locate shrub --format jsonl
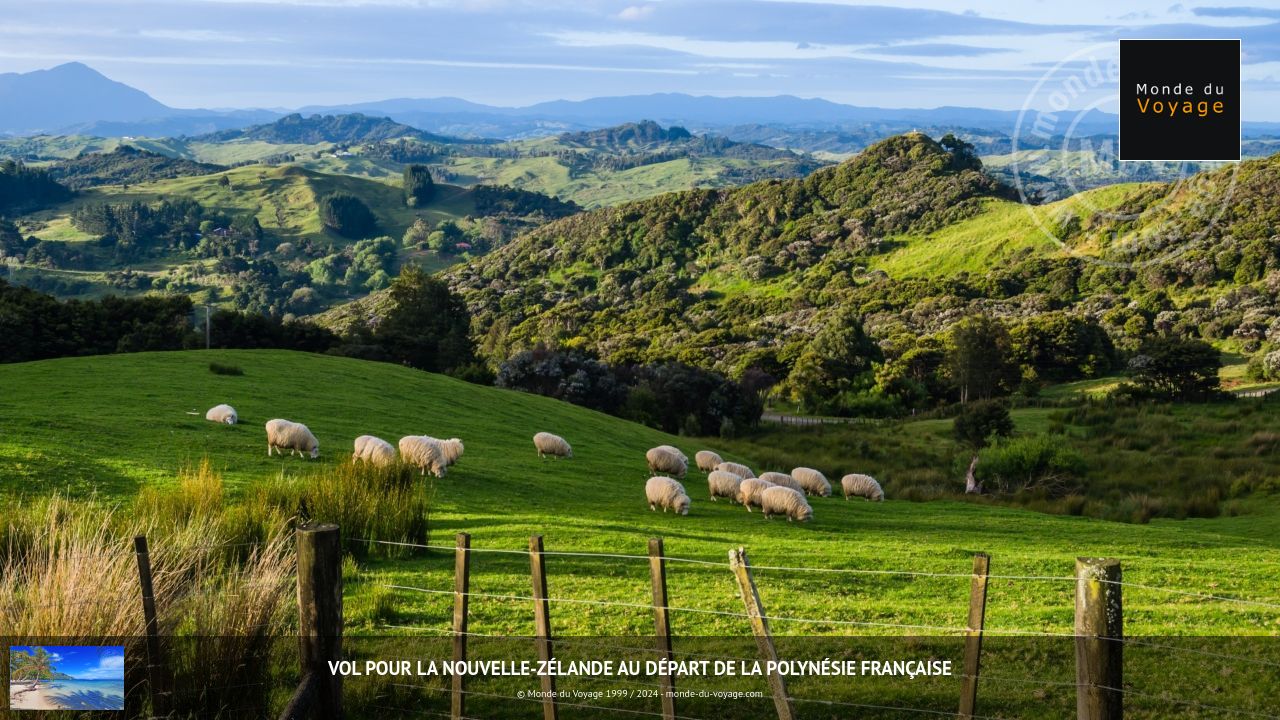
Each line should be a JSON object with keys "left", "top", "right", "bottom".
{"left": 971, "top": 435, "right": 1087, "bottom": 496}
{"left": 318, "top": 191, "right": 378, "bottom": 239}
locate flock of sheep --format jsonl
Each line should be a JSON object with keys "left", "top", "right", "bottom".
{"left": 203, "top": 407, "right": 882, "bottom": 524}
{"left": 205, "top": 404, "right": 465, "bottom": 476}
{"left": 640, "top": 446, "right": 883, "bottom": 523}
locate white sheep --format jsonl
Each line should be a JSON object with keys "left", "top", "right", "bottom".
{"left": 645, "top": 476, "right": 691, "bottom": 515}
{"left": 737, "top": 477, "right": 776, "bottom": 512}
{"left": 841, "top": 473, "right": 884, "bottom": 502}
{"left": 399, "top": 435, "right": 449, "bottom": 477}
{"left": 533, "top": 432, "right": 573, "bottom": 459}
{"left": 656, "top": 445, "right": 689, "bottom": 463}
{"left": 439, "top": 438, "right": 465, "bottom": 466}
{"left": 695, "top": 450, "right": 723, "bottom": 473}
{"left": 265, "top": 419, "right": 319, "bottom": 459}
{"left": 760, "top": 486, "right": 813, "bottom": 522}
{"left": 791, "top": 467, "right": 832, "bottom": 497}
{"left": 646, "top": 446, "right": 688, "bottom": 478}
{"left": 759, "top": 471, "right": 804, "bottom": 493}
{"left": 205, "top": 404, "right": 238, "bottom": 425}
{"left": 353, "top": 435, "right": 396, "bottom": 467}
{"left": 707, "top": 470, "right": 742, "bottom": 503}
{"left": 716, "top": 461, "right": 755, "bottom": 479}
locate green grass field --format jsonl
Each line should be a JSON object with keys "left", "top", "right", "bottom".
{"left": 1, "top": 349, "right": 1277, "bottom": 644}
{"left": 3, "top": 349, "right": 1277, "bottom": 718}
{"left": 868, "top": 184, "right": 1151, "bottom": 279}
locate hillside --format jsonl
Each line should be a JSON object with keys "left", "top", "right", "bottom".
{"left": 196, "top": 113, "right": 472, "bottom": 145}
{"left": 441, "top": 134, "right": 1280, "bottom": 404}
{"left": 447, "top": 132, "right": 1013, "bottom": 367}
{"left": 1, "top": 349, "right": 1277, "bottom": 645}
{"left": 6, "top": 164, "right": 562, "bottom": 309}
{"left": 48, "top": 145, "right": 225, "bottom": 189}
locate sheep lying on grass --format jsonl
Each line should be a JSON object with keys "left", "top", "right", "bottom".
{"left": 841, "top": 474, "right": 884, "bottom": 502}
{"left": 760, "top": 486, "right": 813, "bottom": 522}
{"left": 353, "top": 435, "right": 396, "bottom": 467}
{"left": 759, "top": 471, "right": 803, "bottom": 493}
{"left": 206, "top": 404, "right": 238, "bottom": 425}
{"left": 707, "top": 470, "right": 742, "bottom": 503}
{"left": 695, "top": 450, "right": 723, "bottom": 473}
{"left": 737, "top": 478, "right": 775, "bottom": 512}
{"left": 265, "top": 419, "right": 319, "bottom": 459}
{"left": 716, "top": 461, "right": 755, "bottom": 479}
{"left": 647, "top": 446, "right": 688, "bottom": 478}
{"left": 791, "top": 467, "right": 832, "bottom": 497}
{"left": 533, "top": 432, "right": 573, "bottom": 459}
{"left": 645, "top": 476, "right": 691, "bottom": 515}
{"left": 399, "top": 436, "right": 449, "bottom": 477}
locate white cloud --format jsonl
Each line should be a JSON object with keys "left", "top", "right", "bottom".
{"left": 76, "top": 654, "right": 125, "bottom": 680}
{"left": 618, "top": 5, "right": 653, "bottom": 21}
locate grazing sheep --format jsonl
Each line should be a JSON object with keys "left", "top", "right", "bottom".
{"left": 265, "top": 419, "right": 319, "bottom": 459}
{"left": 646, "top": 446, "right": 688, "bottom": 478}
{"left": 760, "top": 486, "right": 813, "bottom": 522}
{"left": 353, "top": 435, "right": 396, "bottom": 467}
{"left": 695, "top": 450, "right": 723, "bottom": 473}
{"left": 716, "top": 461, "right": 756, "bottom": 479}
{"left": 707, "top": 470, "right": 743, "bottom": 503}
{"left": 841, "top": 474, "right": 884, "bottom": 502}
{"left": 737, "top": 477, "right": 776, "bottom": 512}
{"left": 399, "top": 435, "right": 449, "bottom": 477}
{"left": 439, "top": 438, "right": 465, "bottom": 466}
{"left": 645, "top": 476, "right": 691, "bottom": 515}
{"left": 533, "top": 432, "right": 573, "bottom": 459}
{"left": 205, "top": 404, "right": 238, "bottom": 425}
{"left": 759, "top": 471, "right": 803, "bottom": 493}
{"left": 791, "top": 467, "right": 832, "bottom": 497}
{"left": 656, "top": 445, "right": 689, "bottom": 463}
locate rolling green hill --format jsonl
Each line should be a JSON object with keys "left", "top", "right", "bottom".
{"left": 1, "top": 348, "right": 1278, "bottom": 644}
{"left": 442, "top": 133, "right": 1280, "bottom": 416}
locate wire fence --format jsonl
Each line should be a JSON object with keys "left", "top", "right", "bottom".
{"left": 346, "top": 534, "right": 1280, "bottom": 720}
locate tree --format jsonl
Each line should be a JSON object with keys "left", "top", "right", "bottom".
{"left": 953, "top": 399, "right": 1014, "bottom": 494}
{"left": 944, "top": 314, "right": 1020, "bottom": 403}
{"left": 787, "top": 307, "right": 881, "bottom": 412}
{"left": 373, "top": 265, "right": 476, "bottom": 372}
{"left": 1127, "top": 336, "right": 1221, "bottom": 401}
{"left": 11, "top": 647, "right": 56, "bottom": 690}
{"left": 403, "top": 164, "right": 434, "bottom": 207}
{"left": 318, "top": 192, "right": 377, "bottom": 239}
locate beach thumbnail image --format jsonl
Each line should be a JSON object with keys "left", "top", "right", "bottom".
{"left": 8, "top": 645, "right": 125, "bottom": 711}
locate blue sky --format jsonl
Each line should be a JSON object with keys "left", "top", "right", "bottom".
{"left": 0, "top": 1, "right": 1278, "bottom": 117}
{"left": 10, "top": 646, "right": 125, "bottom": 681}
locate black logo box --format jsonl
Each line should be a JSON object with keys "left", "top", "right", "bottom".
{"left": 1119, "top": 39, "right": 1241, "bottom": 162}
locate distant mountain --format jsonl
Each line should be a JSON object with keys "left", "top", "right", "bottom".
{"left": 61, "top": 110, "right": 283, "bottom": 139}
{"left": 48, "top": 146, "right": 225, "bottom": 189}
{"left": 195, "top": 113, "right": 471, "bottom": 145}
{"left": 0, "top": 63, "right": 172, "bottom": 134}
{"left": 560, "top": 120, "right": 694, "bottom": 148}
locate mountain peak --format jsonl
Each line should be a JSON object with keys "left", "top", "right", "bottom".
{"left": 0, "top": 62, "right": 172, "bottom": 134}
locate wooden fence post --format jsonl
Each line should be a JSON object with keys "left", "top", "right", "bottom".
{"left": 452, "top": 533, "right": 471, "bottom": 720}
{"left": 958, "top": 552, "right": 990, "bottom": 719}
{"left": 134, "top": 535, "right": 169, "bottom": 716}
{"left": 648, "top": 538, "right": 677, "bottom": 720}
{"left": 1075, "top": 558, "right": 1122, "bottom": 720}
{"left": 728, "top": 547, "right": 795, "bottom": 720}
{"left": 297, "top": 523, "right": 343, "bottom": 720}
{"left": 529, "top": 535, "right": 558, "bottom": 720}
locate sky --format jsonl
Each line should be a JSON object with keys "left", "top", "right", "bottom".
{"left": 0, "top": 0, "right": 1278, "bottom": 117}
{"left": 9, "top": 646, "right": 125, "bottom": 681}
